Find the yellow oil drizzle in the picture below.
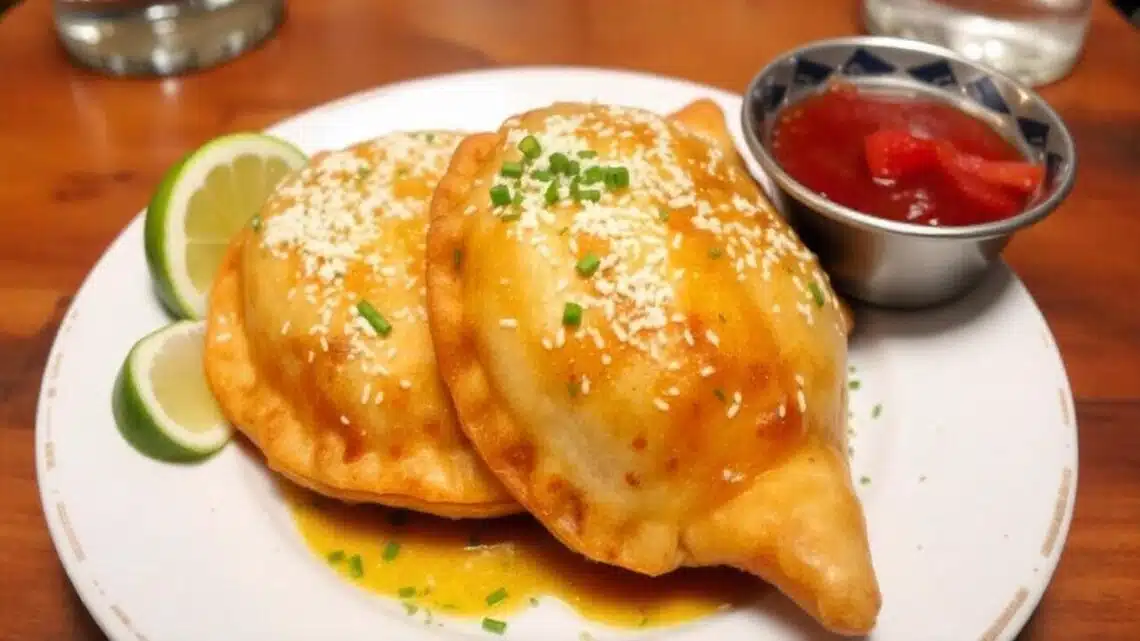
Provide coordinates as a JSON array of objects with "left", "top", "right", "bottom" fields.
[{"left": 285, "top": 485, "right": 760, "bottom": 628}]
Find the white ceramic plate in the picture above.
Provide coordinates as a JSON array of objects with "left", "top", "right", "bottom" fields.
[{"left": 35, "top": 67, "right": 1078, "bottom": 641}]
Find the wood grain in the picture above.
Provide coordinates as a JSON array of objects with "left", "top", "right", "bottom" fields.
[{"left": 1, "top": 1, "right": 1138, "bottom": 639}]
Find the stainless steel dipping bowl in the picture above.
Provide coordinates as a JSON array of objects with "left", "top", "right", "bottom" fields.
[{"left": 740, "top": 36, "right": 1077, "bottom": 309}]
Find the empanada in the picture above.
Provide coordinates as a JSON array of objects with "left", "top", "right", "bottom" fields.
[
  {"left": 205, "top": 132, "right": 518, "bottom": 518},
  {"left": 426, "top": 102, "right": 880, "bottom": 632}
]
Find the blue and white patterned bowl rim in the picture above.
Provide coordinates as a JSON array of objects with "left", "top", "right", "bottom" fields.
[{"left": 741, "top": 36, "right": 1078, "bottom": 238}]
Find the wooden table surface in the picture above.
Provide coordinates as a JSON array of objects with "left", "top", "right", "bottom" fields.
[{"left": 2, "top": 1, "right": 1138, "bottom": 639}]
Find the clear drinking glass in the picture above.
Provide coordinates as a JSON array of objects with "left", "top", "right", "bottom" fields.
[
  {"left": 862, "top": 0, "right": 1092, "bottom": 86},
  {"left": 54, "top": 0, "right": 285, "bottom": 77}
]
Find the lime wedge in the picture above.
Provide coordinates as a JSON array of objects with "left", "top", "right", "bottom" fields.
[
  {"left": 145, "top": 133, "right": 307, "bottom": 320},
  {"left": 112, "top": 321, "right": 232, "bottom": 462}
]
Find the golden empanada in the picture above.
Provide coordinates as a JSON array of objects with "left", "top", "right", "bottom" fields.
[
  {"left": 426, "top": 102, "right": 880, "bottom": 632},
  {"left": 205, "top": 132, "right": 518, "bottom": 518}
]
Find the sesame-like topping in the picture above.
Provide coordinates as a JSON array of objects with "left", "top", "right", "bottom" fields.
[
  {"left": 477, "top": 104, "right": 839, "bottom": 415},
  {"left": 256, "top": 131, "right": 461, "bottom": 387}
]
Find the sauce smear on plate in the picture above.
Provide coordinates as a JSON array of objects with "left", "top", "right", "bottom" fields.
[
  {"left": 286, "top": 485, "right": 757, "bottom": 628},
  {"left": 772, "top": 84, "right": 1043, "bottom": 227}
]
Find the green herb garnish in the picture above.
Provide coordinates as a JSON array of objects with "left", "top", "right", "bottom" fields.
[
  {"left": 808, "top": 282, "right": 825, "bottom": 307},
  {"left": 485, "top": 587, "right": 509, "bottom": 606},
  {"left": 501, "top": 210, "right": 522, "bottom": 222},
  {"left": 500, "top": 161, "right": 524, "bottom": 178},
  {"left": 708, "top": 247, "right": 723, "bottom": 259},
  {"left": 250, "top": 214, "right": 262, "bottom": 231},
  {"left": 489, "top": 184, "right": 512, "bottom": 207},
  {"left": 566, "top": 159, "right": 581, "bottom": 175},
  {"left": 357, "top": 300, "right": 392, "bottom": 337},
  {"left": 347, "top": 554, "right": 364, "bottom": 578},
  {"left": 544, "top": 179, "right": 560, "bottom": 205},
  {"left": 518, "top": 135, "right": 541, "bottom": 159},
  {"left": 398, "top": 586, "right": 417, "bottom": 599},
  {"left": 425, "top": 133, "right": 436, "bottom": 143},
  {"left": 859, "top": 476, "right": 871, "bottom": 485},
  {"left": 577, "top": 188, "right": 602, "bottom": 203},
  {"left": 395, "top": 168, "right": 409, "bottom": 179},
  {"left": 577, "top": 150, "right": 598, "bottom": 159},
  {"left": 581, "top": 166, "right": 603, "bottom": 185},
  {"left": 404, "top": 603, "right": 419, "bottom": 616},
  {"left": 549, "top": 152, "right": 570, "bottom": 174},
  {"left": 529, "top": 597, "right": 540, "bottom": 606},
  {"left": 568, "top": 380, "right": 580, "bottom": 398},
  {"left": 657, "top": 208, "right": 670, "bottom": 222},
  {"left": 452, "top": 248, "right": 463, "bottom": 270},
  {"left": 532, "top": 169, "right": 554, "bottom": 181},
  {"left": 575, "top": 252, "right": 601, "bottom": 277},
  {"left": 562, "top": 302, "right": 583, "bottom": 327},
  {"left": 848, "top": 380, "right": 861, "bottom": 390},
  {"left": 482, "top": 618, "right": 508, "bottom": 635},
  {"left": 603, "top": 166, "right": 630, "bottom": 189},
  {"left": 382, "top": 541, "right": 401, "bottom": 561},
  {"left": 713, "top": 388, "right": 726, "bottom": 402},
  {"left": 871, "top": 404, "right": 882, "bottom": 419},
  {"left": 326, "top": 550, "right": 345, "bottom": 563}
]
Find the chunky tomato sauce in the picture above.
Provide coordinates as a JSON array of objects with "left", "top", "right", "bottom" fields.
[{"left": 771, "top": 84, "right": 1042, "bottom": 227}]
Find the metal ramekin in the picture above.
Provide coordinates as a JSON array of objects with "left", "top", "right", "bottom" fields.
[{"left": 740, "top": 36, "right": 1078, "bottom": 308}]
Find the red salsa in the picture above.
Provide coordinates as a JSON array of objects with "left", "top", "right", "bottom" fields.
[{"left": 771, "top": 84, "right": 1044, "bottom": 227}]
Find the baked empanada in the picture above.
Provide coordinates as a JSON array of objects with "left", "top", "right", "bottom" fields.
[
  {"left": 426, "top": 101, "right": 880, "bottom": 632},
  {"left": 204, "top": 132, "right": 518, "bottom": 518}
]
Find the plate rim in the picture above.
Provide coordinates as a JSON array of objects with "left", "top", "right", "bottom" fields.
[{"left": 33, "top": 64, "right": 1080, "bottom": 641}]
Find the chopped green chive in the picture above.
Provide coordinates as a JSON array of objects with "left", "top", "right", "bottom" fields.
[
  {"left": 452, "top": 249, "right": 463, "bottom": 270},
  {"left": 501, "top": 210, "right": 521, "bottom": 222},
  {"left": 529, "top": 597, "right": 540, "bottom": 607},
  {"left": 558, "top": 226, "right": 570, "bottom": 236},
  {"left": 871, "top": 404, "right": 882, "bottom": 418},
  {"left": 859, "top": 475, "right": 871, "bottom": 485},
  {"left": 638, "top": 615, "right": 650, "bottom": 627},
  {"left": 347, "top": 554, "right": 364, "bottom": 578},
  {"left": 357, "top": 301, "right": 392, "bottom": 337},
  {"left": 326, "top": 550, "right": 345, "bottom": 563},
  {"left": 544, "top": 179, "right": 560, "bottom": 205},
  {"left": 250, "top": 214, "right": 262, "bottom": 231},
  {"left": 657, "top": 208, "right": 670, "bottom": 222},
  {"left": 489, "top": 184, "right": 512, "bottom": 207},
  {"left": 808, "top": 282, "right": 825, "bottom": 307},
  {"left": 404, "top": 603, "right": 419, "bottom": 616},
  {"left": 518, "top": 135, "right": 541, "bottom": 159},
  {"left": 482, "top": 618, "right": 508, "bottom": 635},
  {"left": 500, "top": 161, "right": 524, "bottom": 178},
  {"left": 575, "top": 252, "right": 601, "bottom": 277},
  {"left": 425, "top": 133, "right": 436, "bottom": 143},
  {"left": 603, "top": 166, "right": 630, "bottom": 189},
  {"left": 578, "top": 150, "right": 598, "bottom": 159},
  {"left": 581, "top": 166, "right": 603, "bottom": 185},
  {"left": 382, "top": 541, "right": 401, "bottom": 561},
  {"left": 532, "top": 169, "right": 554, "bottom": 181},
  {"left": 569, "top": 176, "right": 581, "bottom": 201},
  {"left": 568, "top": 379, "right": 580, "bottom": 398},
  {"left": 708, "top": 247, "right": 723, "bottom": 259},
  {"left": 396, "top": 168, "right": 409, "bottom": 178},
  {"left": 566, "top": 160, "right": 581, "bottom": 175},
  {"left": 485, "top": 587, "right": 509, "bottom": 606},
  {"left": 577, "top": 188, "right": 602, "bottom": 202},
  {"left": 848, "top": 380, "right": 861, "bottom": 390},
  {"left": 562, "top": 302, "right": 583, "bottom": 327},
  {"left": 713, "top": 388, "right": 726, "bottom": 402},
  {"left": 398, "top": 586, "right": 417, "bottom": 599},
  {"left": 549, "top": 152, "right": 570, "bottom": 174}
]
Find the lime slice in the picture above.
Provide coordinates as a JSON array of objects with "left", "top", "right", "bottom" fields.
[
  {"left": 145, "top": 133, "right": 307, "bottom": 320},
  {"left": 112, "top": 321, "right": 232, "bottom": 462}
]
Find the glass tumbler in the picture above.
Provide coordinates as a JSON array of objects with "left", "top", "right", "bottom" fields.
[
  {"left": 862, "top": 0, "right": 1092, "bottom": 86},
  {"left": 54, "top": 0, "right": 285, "bottom": 77}
]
